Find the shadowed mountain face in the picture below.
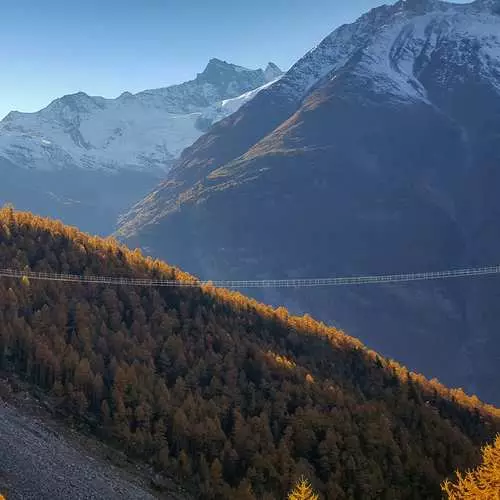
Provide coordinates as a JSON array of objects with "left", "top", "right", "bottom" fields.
[{"left": 118, "top": 0, "right": 500, "bottom": 404}]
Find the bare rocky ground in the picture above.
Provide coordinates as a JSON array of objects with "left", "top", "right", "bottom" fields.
[{"left": 0, "top": 379, "right": 190, "bottom": 500}]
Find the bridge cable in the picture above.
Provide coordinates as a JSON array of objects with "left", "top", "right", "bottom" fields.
[{"left": 1, "top": 265, "right": 500, "bottom": 289}]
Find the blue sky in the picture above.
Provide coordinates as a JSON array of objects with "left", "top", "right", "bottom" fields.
[{"left": 0, "top": 0, "right": 468, "bottom": 119}]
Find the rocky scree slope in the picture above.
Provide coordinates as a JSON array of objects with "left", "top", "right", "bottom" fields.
[{"left": 0, "top": 398, "right": 184, "bottom": 500}]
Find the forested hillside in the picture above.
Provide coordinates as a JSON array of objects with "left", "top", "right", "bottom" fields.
[{"left": 1, "top": 207, "right": 499, "bottom": 499}]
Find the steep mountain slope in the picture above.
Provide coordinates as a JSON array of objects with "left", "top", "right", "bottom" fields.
[
  {"left": 0, "top": 60, "right": 282, "bottom": 235},
  {"left": 1, "top": 208, "right": 500, "bottom": 499},
  {"left": 118, "top": 0, "right": 500, "bottom": 404}
]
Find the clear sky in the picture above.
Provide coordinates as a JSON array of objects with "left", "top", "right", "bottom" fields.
[{"left": 0, "top": 0, "right": 469, "bottom": 119}]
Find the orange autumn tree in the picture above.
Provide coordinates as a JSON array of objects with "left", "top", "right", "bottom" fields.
[
  {"left": 442, "top": 434, "right": 500, "bottom": 499},
  {"left": 288, "top": 477, "right": 319, "bottom": 500}
]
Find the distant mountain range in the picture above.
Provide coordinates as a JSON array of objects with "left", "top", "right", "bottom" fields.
[
  {"left": 118, "top": 0, "right": 500, "bottom": 404},
  {"left": 0, "top": 59, "right": 282, "bottom": 234}
]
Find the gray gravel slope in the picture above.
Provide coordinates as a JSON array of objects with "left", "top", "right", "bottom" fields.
[{"left": 0, "top": 400, "right": 160, "bottom": 499}]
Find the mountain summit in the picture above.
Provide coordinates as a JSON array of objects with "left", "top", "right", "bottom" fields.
[
  {"left": 197, "top": 58, "right": 280, "bottom": 88},
  {"left": 118, "top": 0, "right": 500, "bottom": 403},
  {"left": 264, "top": 62, "right": 284, "bottom": 81}
]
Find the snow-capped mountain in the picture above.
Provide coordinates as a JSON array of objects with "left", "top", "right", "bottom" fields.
[
  {"left": 265, "top": 0, "right": 500, "bottom": 104},
  {"left": 118, "top": 0, "right": 500, "bottom": 403},
  {"left": 0, "top": 59, "right": 282, "bottom": 173},
  {"left": 0, "top": 59, "right": 282, "bottom": 235}
]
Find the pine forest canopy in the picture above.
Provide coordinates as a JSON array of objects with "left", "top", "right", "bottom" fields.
[{"left": 0, "top": 207, "right": 499, "bottom": 499}]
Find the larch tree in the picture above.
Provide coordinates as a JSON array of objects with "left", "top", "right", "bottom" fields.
[
  {"left": 288, "top": 477, "right": 319, "bottom": 500},
  {"left": 442, "top": 434, "right": 500, "bottom": 499}
]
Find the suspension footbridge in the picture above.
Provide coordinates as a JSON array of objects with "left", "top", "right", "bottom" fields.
[{"left": 1, "top": 265, "right": 499, "bottom": 289}]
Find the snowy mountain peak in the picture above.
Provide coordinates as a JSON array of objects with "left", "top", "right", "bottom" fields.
[
  {"left": 202, "top": 57, "right": 245, "bottom": 72},
  {"left": 54, "top": 91, "right": 94, "bottom": 105},
  {"left": 474, "top": 0, "right": 500, "bottom": 12},
  {"left": 45, "top": 92, "right": 104, "bottom": 115},
  {"left": 264, "top": 62, "right": 284, "bottom": 81},
  {"left": 197, "top": 58, "right": 256, "bottom": 84},
  {"left": 392, "top": 0, "right": 500, "bottom": 15},
  {"left": 274, "top": 0, "right": 500, "bottom": 103},
  {"left": 196, "top": 58, "right": 283, "bottom": 86},
  {"left": 396, "top": 0, "right": 441, "bottom": 11},
  {"left": 2, "top": 111, "right": 21, "bottom": 122}
]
